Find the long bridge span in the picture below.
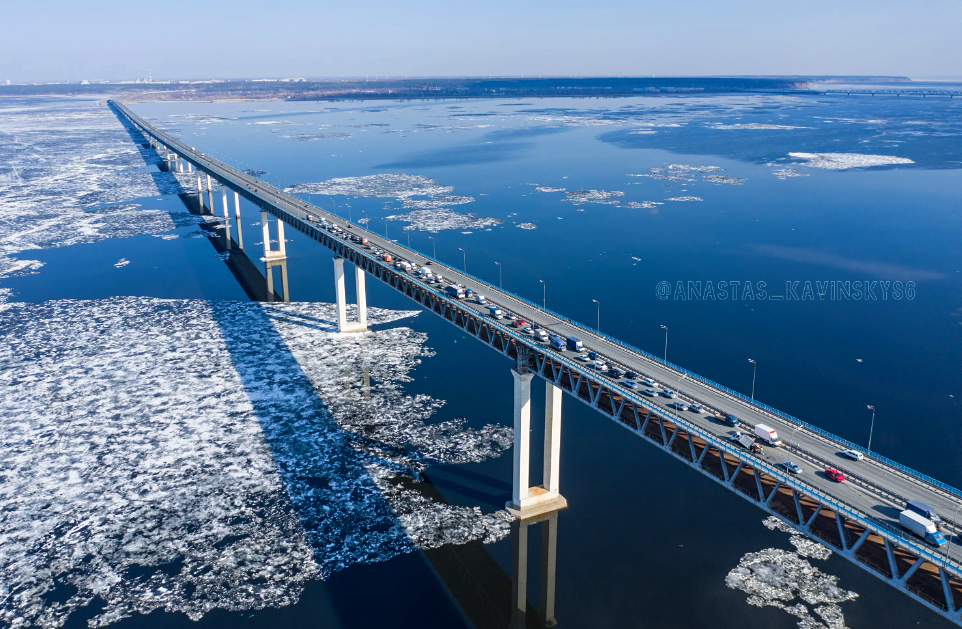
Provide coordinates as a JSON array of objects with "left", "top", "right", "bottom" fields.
[{"left": 110, "top": 100, "right": 962, "bottom": 623}]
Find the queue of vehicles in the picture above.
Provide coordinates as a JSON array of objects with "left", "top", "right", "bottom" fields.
[{"left": 319, "top": 218, "right": 958, "bottom": 550}]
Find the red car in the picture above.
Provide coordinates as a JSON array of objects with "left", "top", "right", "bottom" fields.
[
  {"left": 512, "top": 319, "right": 527, "bottom": 328},
  {"left": 825, "top": 468, "right": 845, "bottom": 483}
]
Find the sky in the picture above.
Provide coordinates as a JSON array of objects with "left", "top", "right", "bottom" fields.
[{"left": 1, "top": 0, "right": 960, "bottom": 83}]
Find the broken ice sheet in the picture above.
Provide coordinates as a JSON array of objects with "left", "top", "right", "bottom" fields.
[
  {"left": 728, "top": 517, "right": 856, "bottom": 629},
  {"left": 386, "top": 208, "right": 501, "bottom": 232},
  {"left": 0, "top": 298, "right": 512, "bottom": 628},
  {"left": 788, "top": 152, "right": 914, "bottom": 170},
  {"left": 564, "top": 189, "right": 624, "bottom": 205}
]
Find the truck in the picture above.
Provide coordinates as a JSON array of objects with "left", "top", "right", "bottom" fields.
[
  {"left": 549, "top": 335, "right": 566, "bottom": 351},
  {"left": 566, "top": 337, "right": 584, "bottom": 352},
  {"left": 754, "top": 424, "right": 782, "bottom": 446},
  {"left": 533, "top": 329, "right": 549, "bottom": 342},
  {"left": 488, "top": 306, "right": 503, "bottom": 319},
  {"left": 905, "top": 499, "right": 942, "bottom": 528},
  {"left": 445, "top": 285, "right": 466, "bottom": 299},
  {"left": 899, "top": 510, "right": 947, "bottom": 547},
  {"left": 475, "top": 294, "right": 487, "bottom": 305}
]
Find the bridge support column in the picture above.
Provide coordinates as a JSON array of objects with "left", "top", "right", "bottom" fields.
[
  {"left": 265, "top": 259, "right": 289, "bottom": 303},
  {"left": 187, "top": 162, "right": 192, "bottom": 173},
  {"left": 178, "top": 157, "right": 183, "bottom": 173},
  {"left": 507, "top": 370, "right": 567, "bottom": 519},
  {"left": 233, "top": 191, "right": 244, "bottom": 250},
  {"left": 206, "top": 175, "right": 214, "bottom": 211},
  {"left": 221, "top": 188, "right": 231, "bottom": 249},
  {"left": 196, "top": 174, "right": 204, "bottom": 210},
  {"left": 332, "top": 257, "right": 367, "bottom": 333}
]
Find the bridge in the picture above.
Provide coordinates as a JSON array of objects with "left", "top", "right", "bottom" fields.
[
  {"left": 823, "top": 88, "right": 961, "bottom": 98},
  {"left": 109, "top": 100, "right": 962, "bottom": 623}
]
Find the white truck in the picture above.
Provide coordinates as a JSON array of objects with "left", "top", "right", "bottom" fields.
[
  {"left": 899, "top": 510, "right": 947, "bottom": 547},
  {"left": 754, "top": 424, "right": 782, "bottom": 446}
]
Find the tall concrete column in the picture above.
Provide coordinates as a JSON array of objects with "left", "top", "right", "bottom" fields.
[
  {"left": 196, "top": 174, "right": 203, "bottom": 208},
  {"left": 265, "top": 261, "right": 275, "bottom": 302},
  {"left": 279, "top": 260, "right": 290, "bottom": 302},
  {"left": 233, "top": 191, "right": 244, "bottom": 249},
  {"left": 221, "top": 188, "right": 231, "bottom": 249},
  {"left": 206, "top": 175, "right": 214, "bottom": 211},
  {"left": 333, "top": 257, "right": 349, "bottom": 332},
  {"left": 261, "top": 211, "right": 271, "bottom": 258},
  {"left": 187, "top": 162, "right": 193, "bottom": 173},
  {"left": 512, "top": 369, "right": 533, "bottom": 507},
  {"left": 177, "top": 157, "right": 183, "bottom": 173},
  {"left": 544, "top": 382, "right": 563, "bottom": 494},
  {"left": 355, "top": 267, "right": 368, "bottom": 330},
  {"left": 276, "top": 220, "right": 286, "bottom": 257}
]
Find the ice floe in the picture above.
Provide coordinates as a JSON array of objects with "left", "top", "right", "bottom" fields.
[
  {"left": 535, "top": 186, "right": 566, "bottom": 193},
  {"left": 281, "top": 133, "right": 353, "bottom": 141},
  {"left": 113, "top": 258, "right": 130, "bottom": 267},
  {"left": 564, "top": 189, "right": 624, "bottom": 205},
  {"left": 666, "top": 196, "right": 703, "bottom": 202},
  {"left": 386, "top": 209, "right": 501, "bottom": 232},
  {"left": 0, "top": 298, "right": 513, "bottom": 628},
  {"left": 627, "top": 201, "right": 663, "bottom": 209},
  {"left": 711, "top": 123, "right": 807, "bottom": 130},
  {"left": 0, "top": 97, "right": 201, "bottom": 281},
  {"left": 773, "top": 168, "right": 810, "bottom": 179},
  {"left": 789, "top": 153, "right": 914, "bottom": 170},
  {"left": 703, "top": 175, "right": 746, "bottom": 185},
  {"left": 517, "top": 223, "right": 537, "bottom": 230},
  {"left": 640, "top": 164, "right": 723, "bottom": 182},
  {"left": 728, "top": 517, "right": 857, "bottom": 629}
]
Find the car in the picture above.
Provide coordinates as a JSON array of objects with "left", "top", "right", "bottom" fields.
[
  {"left": 587, "top": 351, "right": 599, "bottom": 360},
  {"left": 512, "top": 319, "right": 527, "bottom": 328},
  {"left": 593, "top": 361, "right": 608, "bottom": 371},
  {"left": 688, "top": 403, "right": 704, "bottom": 413},
  {"left": 778, "top": 461, "right": 803, "bottom": 474},
  {"left": 522, "top": 327, "right": 534, "bottom": 335},
  {"left": 825, "top": 468, "right": 845, "bottom": 483},
  {"left": 661, "top": 388, "right": 676, "bottom": 398},
  {"left": 642, "top": 378, "right": 658, "bottom": 387},
  {"left": 576, "top": 354, "right": 591, "bottom": 362},
  {"left": 624, "top": 379, "right": 639, "bottom": 389},
  {"left": 723, "top": 413, "right": 740, "bottom": 427},
  {"left": 642, "top": 388, "right": 657, "bottom": 397},
  {"left": 667, "top": 401, "right": 688, "bottom": 411},
  {"left": 625, "top": 371, "right": 638, "bottom": 380},
  {"left": 728, "top": 431, "right": 745, "bottom": 442},
  {"left": 841, "top": 449, "right": 864, "bottom": 461},
  {"left": 608, "top": 367, "right": 624, "bottom": 378}
]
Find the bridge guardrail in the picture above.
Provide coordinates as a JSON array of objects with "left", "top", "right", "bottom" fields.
[{"left": 113, "top": 100, "right": 962, "bottom": 513}]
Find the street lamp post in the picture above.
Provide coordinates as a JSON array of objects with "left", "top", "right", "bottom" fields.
[
  {"left": 748, "top": 359, "right": 757, "bottom": 399},
  {"left": 428, "top": 236, "right": 436, "bottom": 259},
  {"left": 592, "top": 299, "right": 600, "bottom": 332},
  {"left": 660, "top": 325, "right": 668, "bottom": 362},
  {"left": 539, "top": 279, "right": 546, "bottom": 309},
  {"left": 867, "top": 405, "right": 876, "bottom": 453},
  {"left": 458, "top": 247, "right": 466, "bottom": 272},
  {"left": 495, "top": 262, "right": 502, "bottom": 288}
]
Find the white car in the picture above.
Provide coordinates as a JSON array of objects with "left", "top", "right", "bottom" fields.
[
  {"left": 667, "top": 401, "right": 688, "bottom": 411},
  {"left": 661, "top": 388, "right": 676, "bottom": 399},
  {"left": 642, "top": 378, "right": 658, "bottom": 387},
  {"left": 642, "top": 388, "right": 657, "bottom": 397},
  {"left": 688, "top": 403, "right": 704, "bottom": 413},
  {"left": 576, "top": 354, "right": 591, "bottom": 362},
  {"left": 841, "top": 449, "right": 864, "bottom": 461},
  {"left": 593, "top": 361, "right": 608, "bottom": 371},
  {"left": 522, "top": 327, "right": 534, "bottom": 335}
]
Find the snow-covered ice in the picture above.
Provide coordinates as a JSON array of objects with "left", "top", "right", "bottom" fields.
[
  {"left": 626, "top": 201, "right": 663, "bottom": 209},
  {"left": 666, "top": 196, "right": 703, "bottom": 202},
  {"left": 0, "top": 298, "right": 513, "bottom": 628},
  {"left": 517, "top": 223, "right": 537, "bottom": 230},
  {"left": 789, "top": 153, "right": 914, "bottom": 170},
  {"left": 727, "top": 517, "right": 857, "bottom": 629},
  {"left": 711, "top": 123, "right": 807, "bottom": 130},
  {"left": 386, "top": 208, "right": 501, "bottom": 232},
  {"left": 564, "top": 189, "right": 624, "bottom": 205}
]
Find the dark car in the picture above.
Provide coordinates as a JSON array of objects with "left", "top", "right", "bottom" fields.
[
  {"left": 624, "top": 370, "right": 637, "bottom": 379},
  {"left": 608, "top": 368, "right": 624, "bottom": 378},
  {"left": 723, "top": 414, "right": 740, "bottom": 427},
  {"left": 588, "top": 351, "right": 599, "bottom": 360}
]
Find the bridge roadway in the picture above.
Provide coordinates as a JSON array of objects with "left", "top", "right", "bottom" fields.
[{"left": 111, "top": 100, "right": 962, "bottom": 619}]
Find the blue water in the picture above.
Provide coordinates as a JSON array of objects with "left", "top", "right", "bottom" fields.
[{"left": 6, "top": 93, "right": 962, "bottom": 628}]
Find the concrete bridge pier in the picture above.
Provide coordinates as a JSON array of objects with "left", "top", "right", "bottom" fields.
[
  {"left": 177, "top": 156, "right": 184, "bottom": 173},
  {"left": 206, "top": 175, "right": 214, "bottom": 212},
  {"left": 507, "top": 370, "right": 567, "bottom": 519},
  {"left": 233, "top": 191, "right": 244, "bottom": 250},
  {"left": 260, "top": 211, "right": 286, "bottom": 259},
  {"left": 511, "top": 507, "right": 561, "bottom": 628},
  {"left": 221, "top": 188, "right": 232, "bottom": 249},
  {"left": 196, "top": 174, "right": 204, "bottom": 210},
  {"left": 333, "top": 256, "right": 368, "bottom": 333},
  {"left": 187, "top": 162, "right": 193, "bottom": 174}
]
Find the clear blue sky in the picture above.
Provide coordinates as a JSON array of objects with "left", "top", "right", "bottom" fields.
[{"left": 2, "top": 0, "right": 959, "bottom": 82}]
